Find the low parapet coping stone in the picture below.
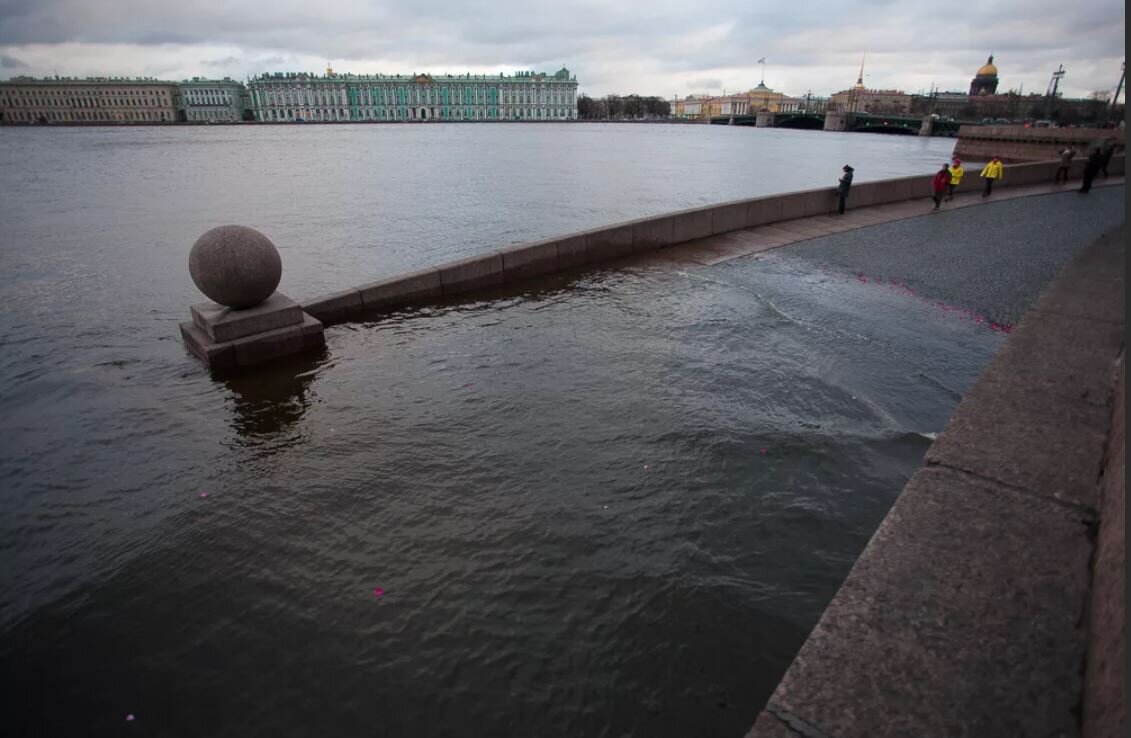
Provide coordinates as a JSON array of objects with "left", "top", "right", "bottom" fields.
[
  {"left": 746, "top": 225, "right": 1126, "bottom": 738},
  {"left": 303, "top": 164, "right": 1123, "bottom": 318}
]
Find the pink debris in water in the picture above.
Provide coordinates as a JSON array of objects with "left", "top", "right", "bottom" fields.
[
  {"left": 373, "top": 587, "right": 385, "bottom": 598},
  {"left": 199, "top": 492, "right": 208, "bottom": 498},
  {"left": 759, "top": 448, "right": 768, "bottom": 455},
  {"left": 126, "top": 715, "right": 136, "bottom": 722}
]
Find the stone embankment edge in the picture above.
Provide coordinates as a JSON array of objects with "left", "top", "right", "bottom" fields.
[
  {"left": 745, "top": 226, "right": 1126, "bottom": 738},
  {"left": 301, "top": 156, "right": 1126, "bottom": 324}
]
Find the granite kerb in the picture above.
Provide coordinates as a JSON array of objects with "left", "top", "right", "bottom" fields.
[{"left": 745, "top": 225, "right": 1126, "bottom": 738}]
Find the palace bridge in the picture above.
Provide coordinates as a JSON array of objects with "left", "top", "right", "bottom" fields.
[{"left": 709, "top": 111, "right": 964, "bottom": 136}]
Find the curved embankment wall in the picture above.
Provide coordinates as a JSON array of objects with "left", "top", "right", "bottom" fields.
[{"left": 302, "top": 155, "right": 1125, "bottom": 324}]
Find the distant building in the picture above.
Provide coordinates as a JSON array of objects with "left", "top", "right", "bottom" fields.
[
  {"left": 828, "top": 87, "right": 912, "bottom": 115},
  {"left": 176, "top": 78, "right": 247, "bottom": 122},
  {"left": 248, "top": 65, "right": 578, "bottom": 122},
  {"left": 695, "top": 82, "right": 795, "bottom": 119},
  {"left": 0, "top": 77, "right": 177, "bottom": 123},
  {"left": 828, "top": 60, "right": 912, "bottom": 114},
  {"left": 969, "top": 55, "right": 999, "bottom": 96},
  {"left": 673, "top": 95, "right": 706, "bottom": 119}
]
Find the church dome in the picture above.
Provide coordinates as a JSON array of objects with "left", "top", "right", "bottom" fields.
[{"left": 976, "top": 55, "right": 998, "bottom": 77}]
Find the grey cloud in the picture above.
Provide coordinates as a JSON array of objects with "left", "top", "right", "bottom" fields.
[
  {"left": 686, "top": 78, "right": 723, "bottom": 90},
  {"left": 0, "top": 0, "right": 1122, "bottom": 97},
  {"left": 203, "top": 55, "right": 241, "bottom": 67},
  {"left": 0, "top": 52, "right": 27, "bottom": 67}
]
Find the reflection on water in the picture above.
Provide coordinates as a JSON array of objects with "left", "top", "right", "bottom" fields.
[{"left": 221, "top": 353, "right": 321, "bottom": 441}]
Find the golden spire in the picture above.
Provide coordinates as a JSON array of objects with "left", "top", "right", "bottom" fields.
[
  {"left": 854, "top": 55, "right": 866, "bottom": 89},
  {"left": 326, "top": 62, "right": 334, "bottom": 77}
]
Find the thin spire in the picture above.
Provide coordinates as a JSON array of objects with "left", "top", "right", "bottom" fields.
[{"left": 854, "top": 55, "right": 866, "bottom": 89}]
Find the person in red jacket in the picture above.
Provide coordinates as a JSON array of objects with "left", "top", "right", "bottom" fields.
[{"left": 931, "top": 163, "right": 951, "bottom": 210}]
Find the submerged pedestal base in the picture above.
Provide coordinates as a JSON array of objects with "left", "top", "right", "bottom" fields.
[{"left": 180, "top": 292, "right": 325, "bottom": 370}]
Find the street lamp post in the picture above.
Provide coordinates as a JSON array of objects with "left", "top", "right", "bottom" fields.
[{"left": 1111, "top": 61, "right": 1125, "bottom": 124}]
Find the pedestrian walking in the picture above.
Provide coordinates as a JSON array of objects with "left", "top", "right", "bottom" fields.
[
  {"left": 836, "top": 165, "right": 854, "bottom": 215},
  {"left": 931, "top": 163, "right": 950, "bottom": 210},
  {"left": 1054, "top": 146, "right": 1075, "bottom": 184},
  {"left": 980, "top": 156, "right": 1003, "bottom": 197},
  {"left": 1079, "top": 146, "right": 1103, "bottom": 193},
  {"left": 946, "top": 158, "right": 964, "bottom": 200}
]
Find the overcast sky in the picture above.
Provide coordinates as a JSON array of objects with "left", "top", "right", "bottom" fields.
[{"left": 0, "top": 0, "right": 1124, "bottom": 99}]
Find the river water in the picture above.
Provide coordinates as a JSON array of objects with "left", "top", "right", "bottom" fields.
[{"left": 0, "top": 124, "right": 985, "bottom": 737}]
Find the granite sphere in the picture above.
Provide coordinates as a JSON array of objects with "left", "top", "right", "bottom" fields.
[{"left": 189, "top": 226, "right": 282, "bottom": 309}]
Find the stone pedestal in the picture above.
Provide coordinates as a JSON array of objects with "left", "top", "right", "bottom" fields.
[
  {"left": 756, "top": 111, "right": 774, "bottom": 128},
  {"left": 180, "top": 292, "right": 325, "bottom": 370}
]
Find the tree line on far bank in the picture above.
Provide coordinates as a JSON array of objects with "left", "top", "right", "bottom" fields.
[{"left": 576, "top": 94, "right": 672, "bottom": 120}]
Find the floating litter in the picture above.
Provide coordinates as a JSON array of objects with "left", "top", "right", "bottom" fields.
[
  {"left": 373, "top": 587, "right": 385, "bottom": 598},
  {"left": 126, "top": 714, "right": 136, "bottom": 722},
  {"left": 759, "top": 448, "right": 768, "bottom": 455},
  {"left": 199, "top": 492, "right": 208, "bottom": 498}
]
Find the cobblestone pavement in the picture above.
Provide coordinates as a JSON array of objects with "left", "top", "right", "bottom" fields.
[{"left": 774, "top": 185, "right": 1126, "bottom": 326}]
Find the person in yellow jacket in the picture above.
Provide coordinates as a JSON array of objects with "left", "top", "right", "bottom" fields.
[
  {"left": 946, "top": 158, "right": 964, "bottom": 201},
  {"left": 980, "top": 156, "right": 1003, "bottom": 197}
]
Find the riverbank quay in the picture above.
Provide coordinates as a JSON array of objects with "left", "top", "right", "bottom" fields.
[
  {"left": 746, "top": 225, "right": 1126, "bottom": 738},
  {"left": 300, "top": 157, "right": 1125, "bottom": 325},
  {"left": 954, "top": 124, "right": 1126, "bottom": 163}
]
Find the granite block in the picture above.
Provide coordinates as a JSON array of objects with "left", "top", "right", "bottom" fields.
[
  {"left": 302, "top": 288, "right": 362, "bottom": 325},
  {"left": 985, "top": 312, "right": 1123, "bottom": 407},
  {"left": 358, "top": 268, "right": 442, "bottom": 310},
  {"left": 555, "top": 234, "right": 590, "bottom": 269},
  {"left": 585, "top": 224, "right": 634, "bottom": 262},
  {"left": 190, "top": 292, "right": 303, "bottom": 342},
  {"left": 746, "top": 196, "right": 784, "bottom": 227},
  {"left": 925, "top": 372, "right": 1109, "bottom": 511},
  {"left": 710, "top": 202, "right": 748, "bottom": 235},
  {"left": 671, "top": 207, "right": 713, "bottom": 243},
  {"left": 438, "top": 253, "right": 505, "bottom": 295},
  {"left": 631, "top": 216, "right": 674, "bottom": 252},
  {"left": 231, "top": 313, "right": 325, "bottom": 366},
  {"left": 499, "top": 240, "right": 559, "bottom": 282},
  {"left": 768, "top": 466, "right": 1092, "bottom": 738}
]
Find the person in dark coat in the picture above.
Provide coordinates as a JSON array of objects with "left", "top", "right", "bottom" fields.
[
  {"left": 1099, "top": 139, "right": 1119, "bottom": 179},
  {"left": 931, "top": 163, "right": 951, "bottom": 210},
  {"left": 1079, "top": 147, "right": 1104, "bottom": 193},
  {"left": 836, "top": 165, "right": 854, "bottom": 214}
]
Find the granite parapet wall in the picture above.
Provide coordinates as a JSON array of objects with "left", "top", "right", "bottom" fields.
[{"left": 301, "top": 157, "right": 1125, "bottom": 324}]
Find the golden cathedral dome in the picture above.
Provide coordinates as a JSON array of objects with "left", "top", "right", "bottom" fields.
[{"left": 976, "top": 55, "right": 998, "bottom": 77}]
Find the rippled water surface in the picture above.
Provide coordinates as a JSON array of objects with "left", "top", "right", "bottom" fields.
[{"left": 0, "top": 125, "right": 993, "bottom": 738}]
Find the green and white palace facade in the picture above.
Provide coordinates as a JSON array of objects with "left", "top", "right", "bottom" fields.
[{"left": 248, "top": 66, "right": 578, "bottom": 122}]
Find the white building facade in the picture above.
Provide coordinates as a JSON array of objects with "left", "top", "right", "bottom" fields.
[
  {"left": 248, "top": 66, "right": 579, "bottom": 122},
  {"left": 176, "top": 78, "right": 247, "bottom": 122}
]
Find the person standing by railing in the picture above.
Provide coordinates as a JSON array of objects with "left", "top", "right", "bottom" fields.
[
  {"left": 1079, "top": 146, "right": 1104, "bottom": 194},
  {"left": 1055, "top": 146, "right": 1075, "bottom": 184},
  {"left": 931, "top": 163, "right": 951, "bottom": 211},
  {"left": 980, "top": 156, "right": 1003, "bottom": 197},
  {"left": 836, "top": 165, "right": 854, "bottom": 215}
]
